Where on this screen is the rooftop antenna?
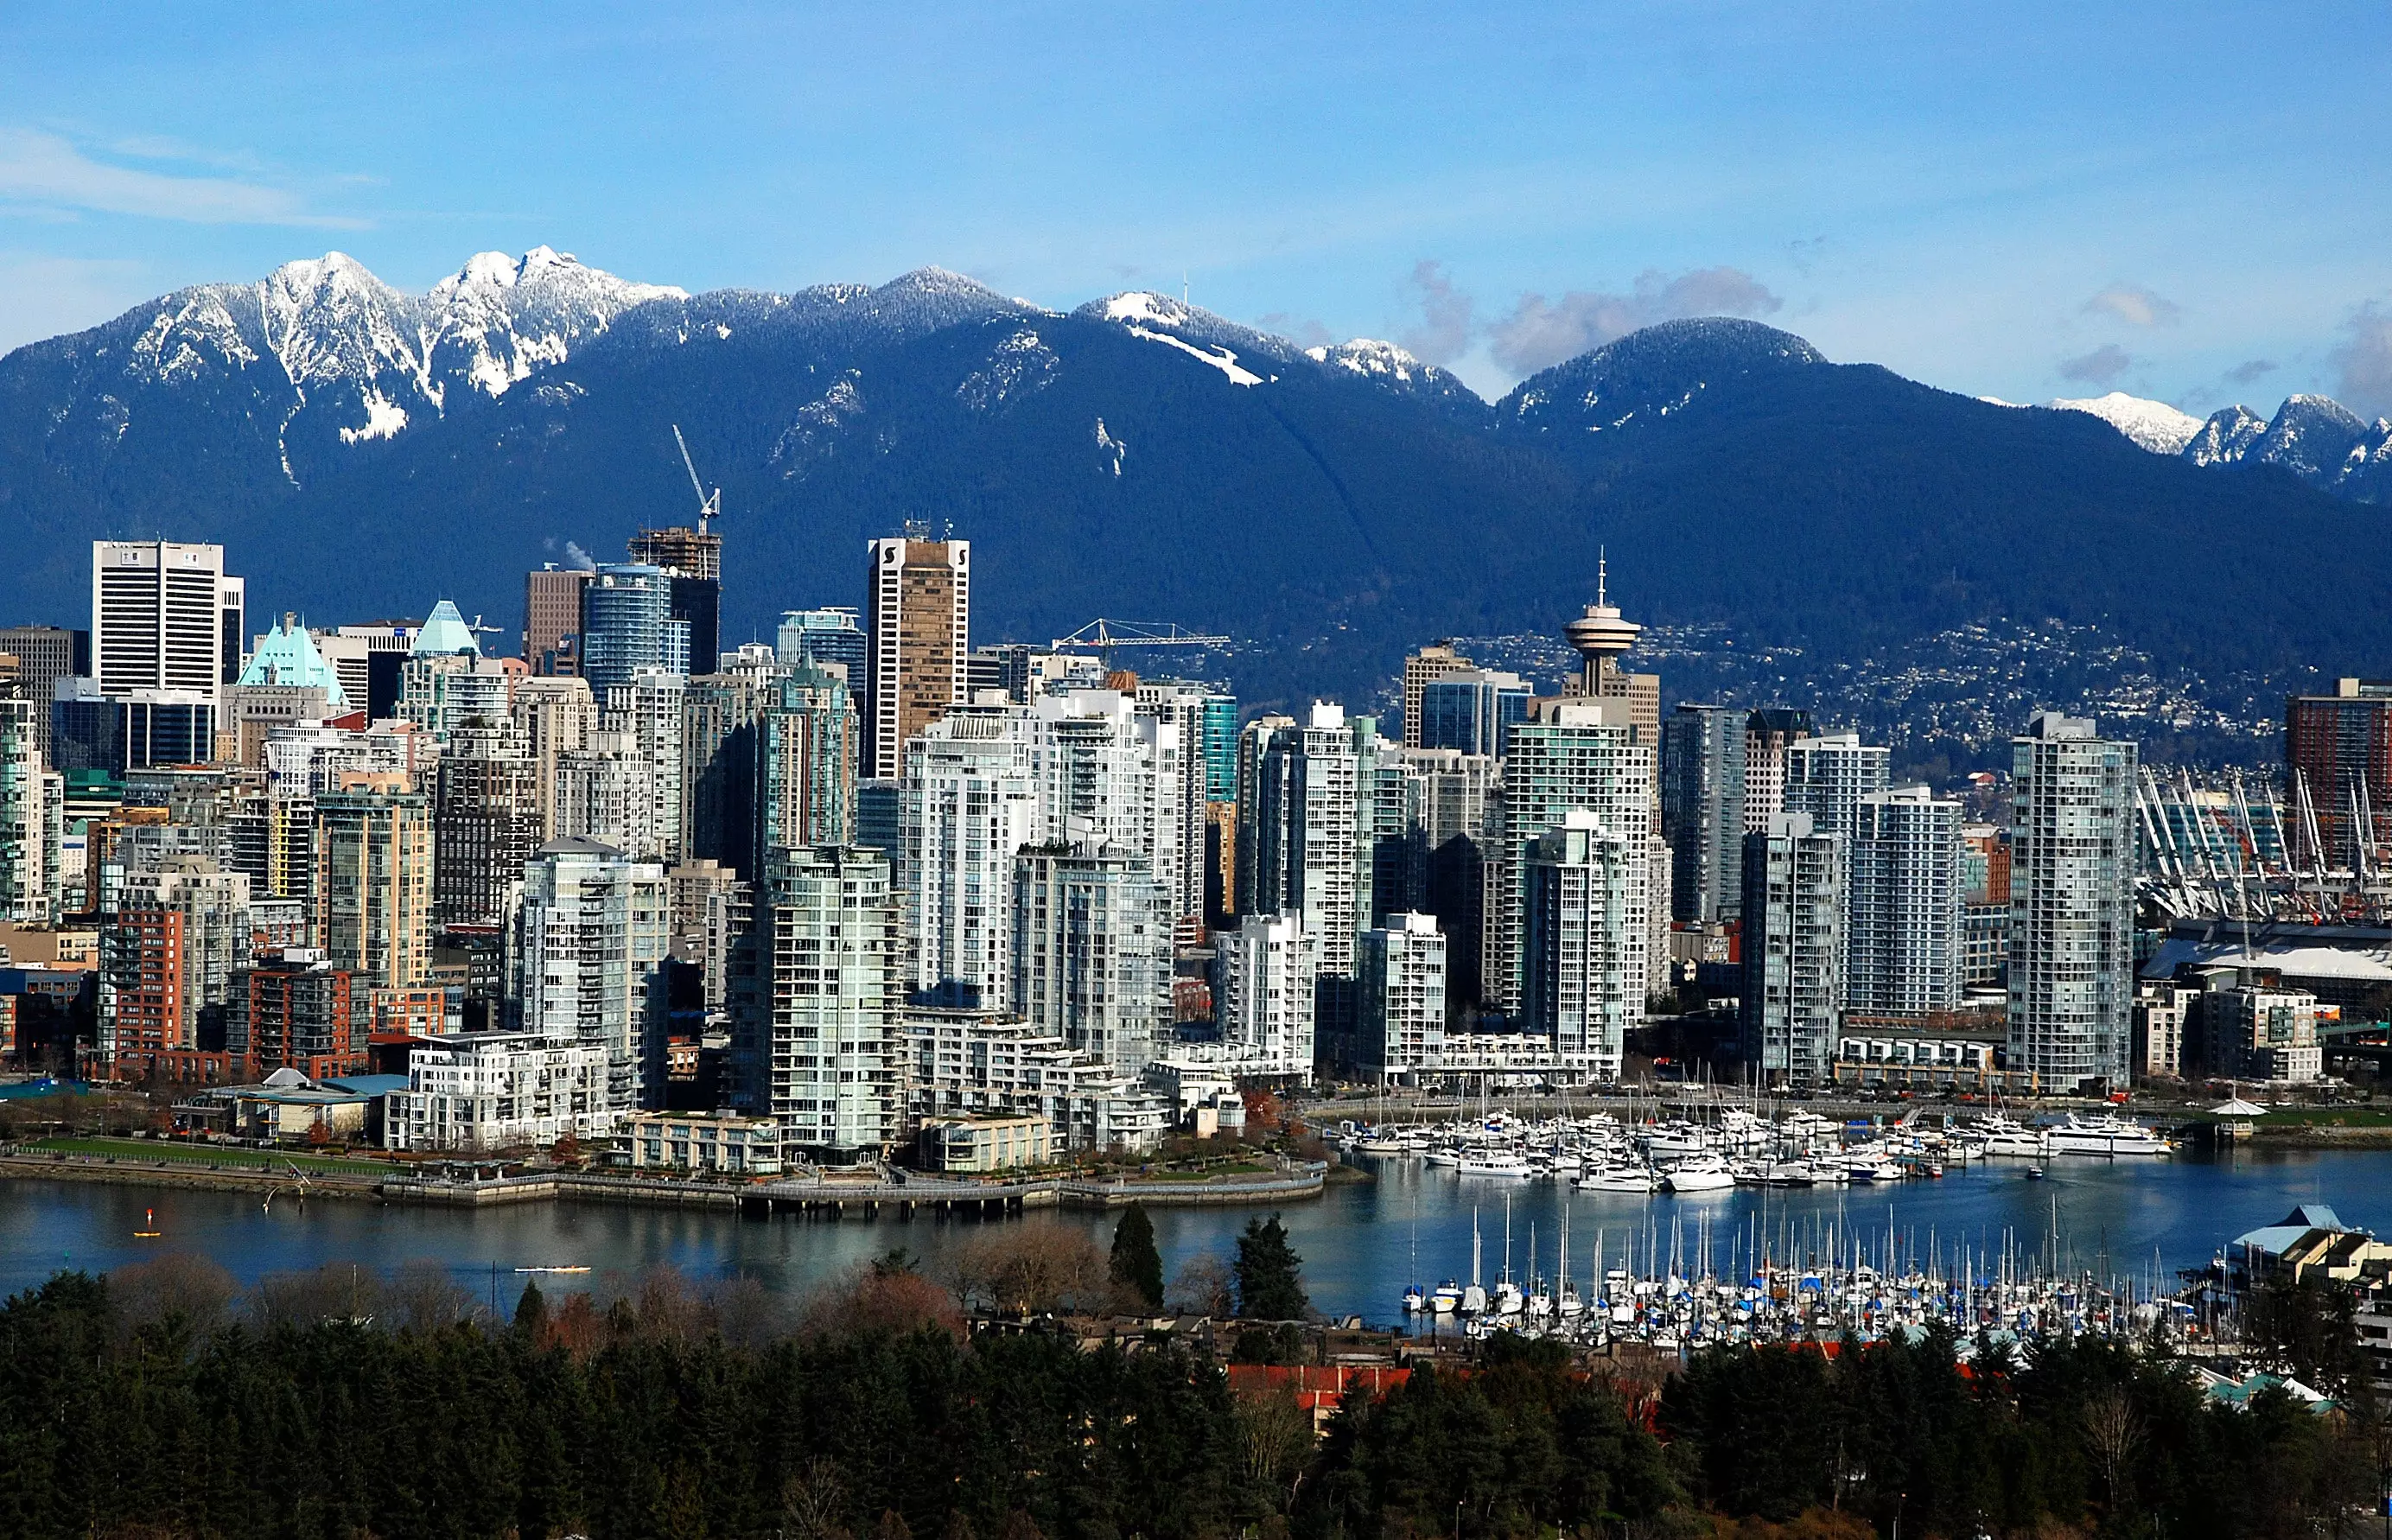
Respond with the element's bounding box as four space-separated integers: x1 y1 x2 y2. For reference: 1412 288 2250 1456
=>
671 424 722 535
1598 546 1609 608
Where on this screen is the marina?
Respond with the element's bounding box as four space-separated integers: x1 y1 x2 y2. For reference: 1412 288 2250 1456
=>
3 1104 2380 1334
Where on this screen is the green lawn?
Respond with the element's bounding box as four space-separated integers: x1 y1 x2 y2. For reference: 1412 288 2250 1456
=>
23 1136 397 1176
2245 1108 2392 1128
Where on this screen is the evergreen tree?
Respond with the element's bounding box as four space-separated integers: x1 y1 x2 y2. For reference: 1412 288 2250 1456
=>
1109 1204 1165 1308
513 1280 547 1339
1233 1214 1309 1320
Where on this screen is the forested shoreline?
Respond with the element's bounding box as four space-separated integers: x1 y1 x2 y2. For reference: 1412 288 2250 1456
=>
0 1250 2380 1540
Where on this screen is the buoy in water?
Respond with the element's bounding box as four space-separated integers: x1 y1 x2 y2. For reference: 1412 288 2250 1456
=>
132 1206 162 1238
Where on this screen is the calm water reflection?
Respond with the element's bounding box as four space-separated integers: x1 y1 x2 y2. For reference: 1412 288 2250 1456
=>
3 1145 2382 1322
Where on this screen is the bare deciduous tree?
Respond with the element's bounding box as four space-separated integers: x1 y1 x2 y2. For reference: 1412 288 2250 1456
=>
1235 1385 1314 1507
109 1252 236 1346
250 1263 382 1330
387 1259 477 1333
2083 1387 2144 1511
1167 1253 1236 1318
945 1222 1111 1316
780 1457 852 1540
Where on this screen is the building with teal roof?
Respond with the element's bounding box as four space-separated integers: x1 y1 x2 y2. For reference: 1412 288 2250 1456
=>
411 600 481 659
236 615 351 709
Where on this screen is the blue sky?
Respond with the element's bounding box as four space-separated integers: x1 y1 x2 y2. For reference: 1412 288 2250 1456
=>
3 0 2388 413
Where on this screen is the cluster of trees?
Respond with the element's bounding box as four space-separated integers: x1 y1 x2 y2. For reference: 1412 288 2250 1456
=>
0 1264 1251 1540
6 1226 2384 1540
1662 1323 2384 1538
0 1261 1676 1540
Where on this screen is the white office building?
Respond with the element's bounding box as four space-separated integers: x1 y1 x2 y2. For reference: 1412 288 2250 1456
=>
91 540 241 709
1483 697 1653 1020
1357 912 1447 1079
1248 703 1365 975
385 1031 615 1152
1846 785 1964 1017
900 690 1176 1010
1133 679 1216 926
902 708 1041 1008
1523 810 1637 1078
1215 909 1317 1075
518 837 671 1113
1741 811 1845 1085
1784 732 1892 841
2007 712 2135 1091
1010 843 1173 1071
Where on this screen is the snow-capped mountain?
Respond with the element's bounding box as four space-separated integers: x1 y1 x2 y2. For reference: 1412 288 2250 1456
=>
2173 394 2392 501
1496 317 1827 436
2183 404 2268 467
2047 392 2203 455
121 246 685 462
3 245 2386 723
2047 385 2391 503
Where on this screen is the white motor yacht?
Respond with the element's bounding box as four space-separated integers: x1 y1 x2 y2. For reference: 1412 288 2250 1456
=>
1578 1166 1657 1193
2047 1111 2172 1156
1975 1114 2048 1157
1664 1155 1736 1193
1458 1153 1536 1178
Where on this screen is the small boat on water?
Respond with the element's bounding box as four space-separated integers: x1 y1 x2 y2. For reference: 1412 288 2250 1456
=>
1578 1165 1656 1193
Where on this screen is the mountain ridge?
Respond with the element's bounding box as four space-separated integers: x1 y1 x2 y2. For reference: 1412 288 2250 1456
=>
4 247 2389 744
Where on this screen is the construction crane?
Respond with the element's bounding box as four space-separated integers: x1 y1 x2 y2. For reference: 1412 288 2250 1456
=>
1049 618 1231 670
672 423 721 535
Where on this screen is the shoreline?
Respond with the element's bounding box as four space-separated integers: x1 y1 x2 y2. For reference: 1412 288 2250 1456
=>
0 1151 1329 1214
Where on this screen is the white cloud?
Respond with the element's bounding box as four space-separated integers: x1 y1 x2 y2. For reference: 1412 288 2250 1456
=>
0 128 356 226
1488 266 1781 376
2335 302 2392 420
1398 259 1473 366
2082 283 2182 328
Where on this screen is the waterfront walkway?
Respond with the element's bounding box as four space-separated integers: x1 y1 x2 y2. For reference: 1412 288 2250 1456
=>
0 1142 1328 1217
380 1162 1329 1215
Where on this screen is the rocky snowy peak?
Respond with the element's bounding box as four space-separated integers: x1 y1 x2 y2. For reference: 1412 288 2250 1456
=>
825 267 1037 341
2182 404 2268 467
2173 395 2392 502
118 245 690 417
1073 291 1306 385
2246 393 2371 482
1495 317 1826 436
2047 391 2203 455
1308 338 1422 381
417 246 685 400
2344 420 2392 504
